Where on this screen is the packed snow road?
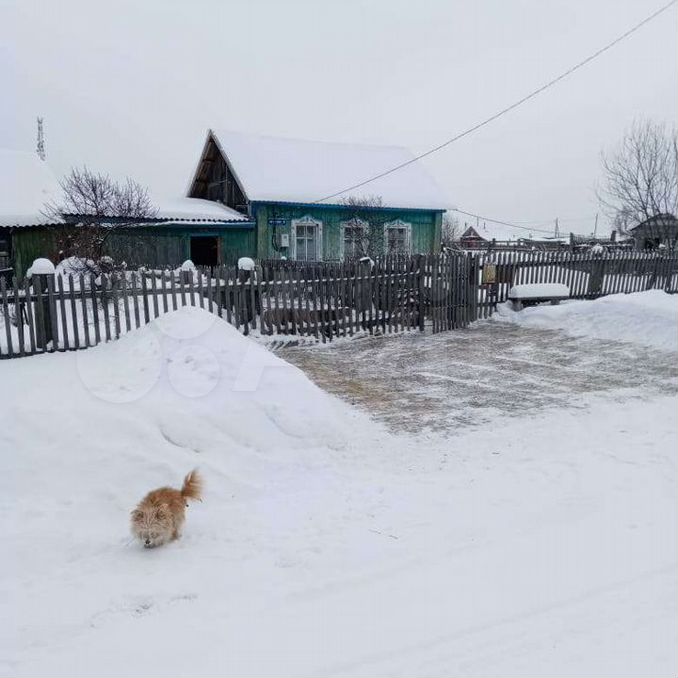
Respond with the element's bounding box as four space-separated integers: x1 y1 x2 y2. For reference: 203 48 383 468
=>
279 320 678 435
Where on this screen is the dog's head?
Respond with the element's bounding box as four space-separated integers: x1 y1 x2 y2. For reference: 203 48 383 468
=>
130 505 173 548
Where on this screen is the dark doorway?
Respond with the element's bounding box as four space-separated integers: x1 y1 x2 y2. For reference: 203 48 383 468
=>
190 236 219 266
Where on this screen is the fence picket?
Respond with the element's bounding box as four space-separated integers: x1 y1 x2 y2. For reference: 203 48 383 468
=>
24 278 36 353
13 276 25 356
57 275 69 351
0 278 13 357
121 276 131 334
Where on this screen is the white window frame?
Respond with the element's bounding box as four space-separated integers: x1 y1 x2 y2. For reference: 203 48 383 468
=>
383 219 412 255
339 218 369 260
290 215 323 261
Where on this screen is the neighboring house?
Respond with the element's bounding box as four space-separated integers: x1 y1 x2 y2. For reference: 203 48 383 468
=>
0 150 256 277
459 221 556 248
459 219 614 250
186 130 447 261
629 213 678 250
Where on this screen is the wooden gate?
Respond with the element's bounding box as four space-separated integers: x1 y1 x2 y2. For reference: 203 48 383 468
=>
425 253 474 333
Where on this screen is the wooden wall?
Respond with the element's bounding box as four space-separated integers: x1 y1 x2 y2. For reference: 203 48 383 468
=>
9 225 257 276
254 203 442 261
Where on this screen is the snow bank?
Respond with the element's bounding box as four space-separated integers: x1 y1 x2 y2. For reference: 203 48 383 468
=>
495 290 678 352
508 282 569 299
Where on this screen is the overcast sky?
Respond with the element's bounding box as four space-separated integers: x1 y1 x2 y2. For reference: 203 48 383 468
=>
2 0 676 234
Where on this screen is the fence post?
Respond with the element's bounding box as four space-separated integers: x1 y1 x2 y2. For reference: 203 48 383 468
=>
587 253 605 298
30 258 56 350
417 255 426 332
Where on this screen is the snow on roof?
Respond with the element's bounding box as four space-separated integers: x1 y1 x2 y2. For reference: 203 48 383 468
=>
205 130 449 210
155 197 249 223
0 150 63 227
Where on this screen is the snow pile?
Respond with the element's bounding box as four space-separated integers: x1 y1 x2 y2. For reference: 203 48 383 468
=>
495 290 678 352
1 306 676 676
27 257 55 276
508 282 569 299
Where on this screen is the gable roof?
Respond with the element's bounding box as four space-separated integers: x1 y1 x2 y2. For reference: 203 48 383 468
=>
0 150 63 227
193 130 449 211
630 213 677 231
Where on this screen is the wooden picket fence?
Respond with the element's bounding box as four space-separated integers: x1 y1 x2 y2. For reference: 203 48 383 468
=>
0 251 676 358
473 249 678 318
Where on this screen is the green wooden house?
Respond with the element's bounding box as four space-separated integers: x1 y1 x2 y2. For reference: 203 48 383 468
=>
2 132 447 278
186 130 448 262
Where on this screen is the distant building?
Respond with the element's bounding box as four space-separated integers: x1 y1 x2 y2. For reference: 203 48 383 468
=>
458 218 616 251
629 214 678 250
187 130 448 262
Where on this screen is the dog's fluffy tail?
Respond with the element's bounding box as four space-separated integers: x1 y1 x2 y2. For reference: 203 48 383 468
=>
181 469 203 502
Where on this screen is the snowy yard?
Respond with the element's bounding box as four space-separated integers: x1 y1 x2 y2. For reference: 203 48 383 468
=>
280 291 677 434
1 292 676 677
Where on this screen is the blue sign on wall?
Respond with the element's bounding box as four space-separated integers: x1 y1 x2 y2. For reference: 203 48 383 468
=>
268 218 287 226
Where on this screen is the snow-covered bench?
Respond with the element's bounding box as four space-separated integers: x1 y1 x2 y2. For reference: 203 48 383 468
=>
508 283 570 310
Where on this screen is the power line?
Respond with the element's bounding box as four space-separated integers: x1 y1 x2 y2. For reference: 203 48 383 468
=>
314 0 677 204
452 208 556 235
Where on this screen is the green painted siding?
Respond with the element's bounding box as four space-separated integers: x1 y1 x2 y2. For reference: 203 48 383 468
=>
10 224 257 278
8 202 439 276
11 227 59 279
253 202 442 260
106 227 257 267
221 228 256 265
255 205 269 260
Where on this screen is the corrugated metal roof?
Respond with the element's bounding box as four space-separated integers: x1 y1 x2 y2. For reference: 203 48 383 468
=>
155 197 250 224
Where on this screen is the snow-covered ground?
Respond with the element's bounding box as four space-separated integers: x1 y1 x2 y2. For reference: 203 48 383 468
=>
494 289 677 352
1 294 676 677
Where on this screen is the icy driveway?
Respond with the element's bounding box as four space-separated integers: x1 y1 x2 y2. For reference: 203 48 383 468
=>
279 321 678 434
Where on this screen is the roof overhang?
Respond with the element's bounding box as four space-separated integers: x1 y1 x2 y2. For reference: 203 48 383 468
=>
251 200 445 214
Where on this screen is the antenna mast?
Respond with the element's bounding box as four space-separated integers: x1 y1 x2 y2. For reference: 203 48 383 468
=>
36 117 46 161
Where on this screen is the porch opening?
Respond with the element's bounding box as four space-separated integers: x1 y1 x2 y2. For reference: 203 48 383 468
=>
190 235 219 266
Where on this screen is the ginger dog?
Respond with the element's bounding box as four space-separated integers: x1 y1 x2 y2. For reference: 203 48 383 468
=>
131 470 202 548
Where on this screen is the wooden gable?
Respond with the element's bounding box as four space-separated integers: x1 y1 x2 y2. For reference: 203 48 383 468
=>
188 134 249 215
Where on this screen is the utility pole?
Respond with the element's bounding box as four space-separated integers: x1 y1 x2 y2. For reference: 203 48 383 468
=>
593 213 599 237
554 217 559 238
36 117 46 161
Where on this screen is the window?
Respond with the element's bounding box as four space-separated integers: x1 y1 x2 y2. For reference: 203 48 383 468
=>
384 219 412 254
341 218 368 259
291 216 322 261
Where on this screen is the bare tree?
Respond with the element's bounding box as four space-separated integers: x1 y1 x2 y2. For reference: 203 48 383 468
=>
441 213 461 246
45 167 156 273
340 195 409 258
598 120 678 234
